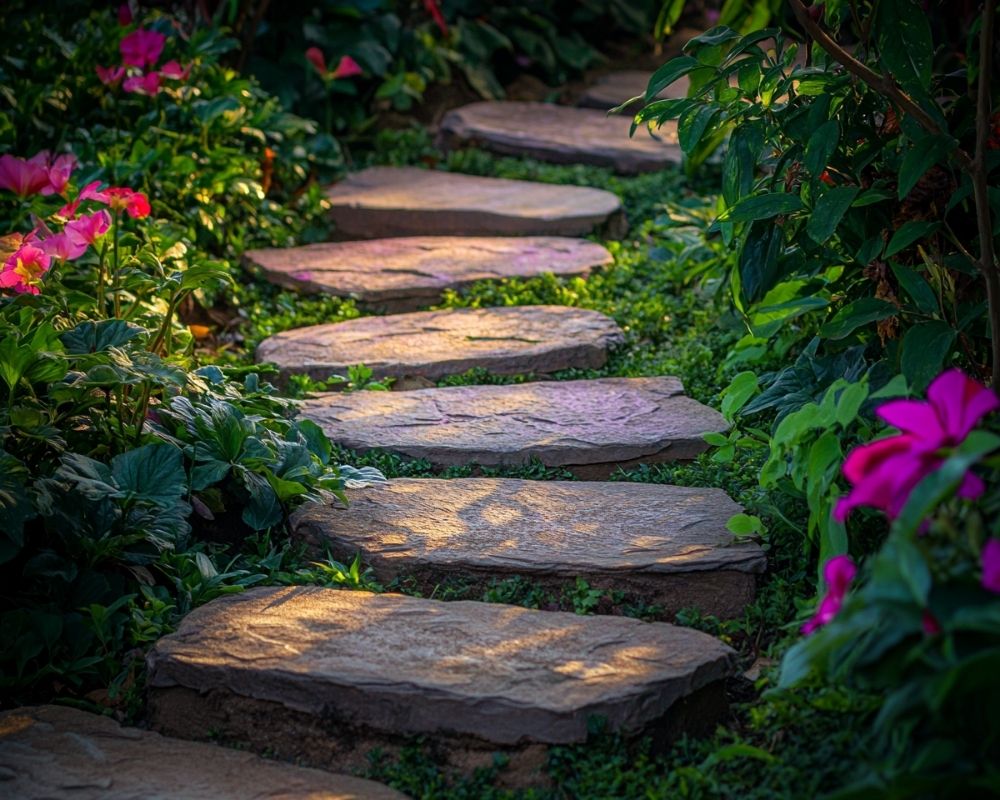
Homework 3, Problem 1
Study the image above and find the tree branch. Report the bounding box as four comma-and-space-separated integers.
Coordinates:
787, 0, 974, 171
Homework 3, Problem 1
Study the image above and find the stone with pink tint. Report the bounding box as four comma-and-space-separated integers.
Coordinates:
244, 236, 612, 313
325, 167, 626, 239
301, 376, 728, 478
438, 101, 681, 173
256, 305, 624, 383
578, 71, 690, 111
147, 586, 736, 786
293, 478, 765, 618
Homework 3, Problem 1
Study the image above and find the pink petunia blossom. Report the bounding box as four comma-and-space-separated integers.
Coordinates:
42, 153, 77, 196
102, 187, 151, 219
123, 71, 161, 96
802, 555, 856, 634
836, 370, 999, 521
120, 28, 166, 67
58, 180, 107, 219
983, 539, 1000, 594
330, 55, 363, 79
0, 243, 52, 294
118, 3, 133, 26
159, 60, 192, 81
97, 64, 126, 88
305, 47, 327, 76
0, 153, 54, 197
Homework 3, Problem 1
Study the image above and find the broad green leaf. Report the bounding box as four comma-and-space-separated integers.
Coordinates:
806, 186, 860, 243
722, 192, 804, 224
901, 321, 956, 392
898, 135, 955, 199
720, 371, 759, 420
885, 221, 940, 258
819, 298, 897, 340
726, 513, 764, 536
60, 320, 146, 355
890, 263, 939, 314
645, 56, 699, 100
739, 221, 784, 303
803, 120, 839, 179
677, 103, 718, 155
877, 0, 933, 91
111, 444, 186, 507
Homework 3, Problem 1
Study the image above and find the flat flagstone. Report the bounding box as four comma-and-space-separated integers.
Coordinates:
147, 586, 736, 785
293, 478, 766, 618
578, 70, 690, 111
301, 376, 727, 478
0, 705, 406, 800
256, 305, 624, 383
326, 167, 626, 239
244, 236, 612, 313
438, 101, 681, 173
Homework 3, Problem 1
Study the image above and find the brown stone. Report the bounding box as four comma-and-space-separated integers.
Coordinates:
147, 587, 736, 785
0, 704, 406, 800
292, 478, 765, 618
256, 305, 624, 383
325, 167, 626, 239
301, 376, 728, 478
438, 102, 681, 173
244, 236, 612, 313
578, 71, 690, 111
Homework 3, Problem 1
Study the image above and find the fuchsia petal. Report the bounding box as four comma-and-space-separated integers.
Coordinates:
927, 369, 1000, 443
802, 555, 856, 635
841, 434, 918, 483
121, 29, 166, 68
876, 399, 946, 443
305, 47, 327, 76
983, 540, 1000, 594
330, 55, 363, 79
958, 471, 985, 499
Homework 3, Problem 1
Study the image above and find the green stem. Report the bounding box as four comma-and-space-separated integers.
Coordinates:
112, 211, 122, 319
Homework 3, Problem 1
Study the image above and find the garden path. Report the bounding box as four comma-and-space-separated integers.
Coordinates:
144, 80, 760, 791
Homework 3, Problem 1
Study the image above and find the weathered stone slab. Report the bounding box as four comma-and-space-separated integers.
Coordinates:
578, 70, 690, 111
301, 376, 728, 478
0, 704, 406, 800
256, 305, 624, 383
244, 236, 612, 313
326, 167, 626, 239
293, 478, 765, 618
147, 587, 736, 784
438, 102, 681, 173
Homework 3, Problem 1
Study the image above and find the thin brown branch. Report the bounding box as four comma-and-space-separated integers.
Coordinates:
788, 0, 974, 171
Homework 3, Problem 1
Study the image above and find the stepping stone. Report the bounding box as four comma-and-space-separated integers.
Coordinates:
256, 305, 624, 383
578, 70, 690, 111
438, 101, 681, 173
326, 167, 626, 239
147, 586, 736, 786
0, 704, 406, 800
293, 478, 766, 618
302, 376, 728, 478
244, 236, 613, 313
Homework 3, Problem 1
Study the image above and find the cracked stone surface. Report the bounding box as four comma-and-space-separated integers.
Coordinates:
256, 305, 624, 383
578, 71, 690, 110
0, 705, 407, 800
438, 102, 681, 173
293, 478, 765, 618
301, 376, 728, 477
147, 586, 737, 750
244, 236, 612, 313
325, 167, 626, 239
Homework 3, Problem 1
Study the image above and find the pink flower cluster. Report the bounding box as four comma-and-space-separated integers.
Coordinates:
97, 17, 190, 97
1, 153, 149, 295
802, 555, 856, 635
836, 369, 999, 522
305, 48, 363, 81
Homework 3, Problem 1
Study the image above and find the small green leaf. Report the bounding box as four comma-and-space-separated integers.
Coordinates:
804, 120, 839, 179
819, 298, 897, 340
885, 221, 940, 257
727, 513, 764, 536
806, 186, 860, 244
721, 192, 804, 224
901, 321, 956, 392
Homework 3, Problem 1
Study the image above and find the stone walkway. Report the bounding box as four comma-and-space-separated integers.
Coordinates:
578, 70, 691, 110
31, 64, 764, 795
256, 305, 624, 383
245, 236, 612, 312
438, 101, 681, 172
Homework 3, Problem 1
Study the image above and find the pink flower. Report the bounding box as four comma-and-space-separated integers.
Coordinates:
836, 370, 999, 521
0, 243, 52, 294
983, 539, 1000, 594
97, 64, 126, 88
921, 609, 942, 636
120, 28, 166, 67
58, 180, 107, 219
0, 153, 53, 197
43, 209, 113, 260
43, 153, 77, 196
123, 71, 161, 96
306, 48, 362, 80
118, 3, 133, 26
424, 0, 448, 35
102, 187, 151, 218
802, 555, 856, 634
159, 60, 191, 81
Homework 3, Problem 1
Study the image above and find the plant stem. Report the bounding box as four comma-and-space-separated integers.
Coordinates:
112, 212, 122, 319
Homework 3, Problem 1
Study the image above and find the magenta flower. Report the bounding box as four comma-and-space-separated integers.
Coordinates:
159, 60, 192, 81
58, 180, 106, 219
42, 210, 111, 260
306, 48, 362, 80
983, 540, 1000, 594
0, 153, 53, 197
120, 28, 166, 67
97, 64, 126, 88
836, 370, 999, 521
802, 555, 857, 634
118, 3, 133, 26
43, 153, 77, 196
0, 243, 52, 294
123, 71, 161, 96
102, 187, 151, 219
921, 609, 942, 636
